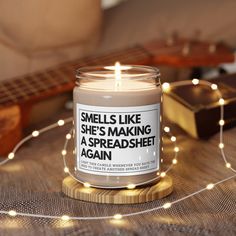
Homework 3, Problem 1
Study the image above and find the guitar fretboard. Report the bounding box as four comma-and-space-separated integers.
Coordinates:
0, 45, 150, 107
0, 39, 234, 107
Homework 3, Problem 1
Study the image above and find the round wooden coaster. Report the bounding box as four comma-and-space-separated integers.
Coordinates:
62, 176, 173, 204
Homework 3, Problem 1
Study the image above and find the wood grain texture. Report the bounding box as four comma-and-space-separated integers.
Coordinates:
62, 175, 173, 204
0, 105, 22, 155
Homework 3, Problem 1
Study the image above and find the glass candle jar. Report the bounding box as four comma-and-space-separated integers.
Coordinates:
73, 64, 162, 188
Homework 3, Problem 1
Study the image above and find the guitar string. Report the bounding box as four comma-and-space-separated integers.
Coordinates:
0, 46, 148, 105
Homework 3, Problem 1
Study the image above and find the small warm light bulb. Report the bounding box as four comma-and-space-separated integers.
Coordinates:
172, 159, 177, 164
64, 167, 69, 173
163, 202, 172, 209
32, 130, 39, 137
211, 84, 218, 90
160, 172, 166, 178
219, 143, 224, 149
219, 120, 225, 126
61, 150, 67, 155
206, 183, 214, 190
127, 184, 136, 189
164, 126, 170, 133
156, 172, 160, 176
162, 82, 170, 92
83, 182, 91, 188
226, 163, 231, 168
192, 78, 199, 85
170, 136, 176, 142
58, 119, 65, 126
174, 147, 179, 152
66, 134, 72, 140
61, 215, 70, 221
8, 210, 17, 216
8, 152, 15, 160
113, 214, 122, 220
219, 98, 225, 105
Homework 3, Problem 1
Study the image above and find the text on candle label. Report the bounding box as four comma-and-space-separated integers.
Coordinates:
76, 104, 160, 176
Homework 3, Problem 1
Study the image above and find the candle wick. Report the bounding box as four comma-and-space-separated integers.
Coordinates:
115, 62, 121, 91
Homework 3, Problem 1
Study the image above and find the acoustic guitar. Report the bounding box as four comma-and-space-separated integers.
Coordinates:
0, 38, 234, 156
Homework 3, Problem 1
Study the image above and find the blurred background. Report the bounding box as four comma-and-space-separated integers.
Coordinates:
1, 0, 236, 81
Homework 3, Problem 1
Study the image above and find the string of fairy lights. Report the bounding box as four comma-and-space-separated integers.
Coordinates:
0, 79, 235, 221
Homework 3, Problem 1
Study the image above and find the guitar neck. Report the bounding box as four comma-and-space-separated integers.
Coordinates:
0, 38, 234, 107
0, 45, 151, 107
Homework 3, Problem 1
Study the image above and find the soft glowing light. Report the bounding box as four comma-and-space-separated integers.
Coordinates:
0, 79, 233, 222
219, 98, 225, 105
219, 143, 224, 149
174, 147, 180, 152
162, 82, 170, 92
113, 214, 122, 220
104, 64, 131, 71
66, 134, 72, 140
219, 120, 225, 126
163, 202, 172, 209
160, 172, 166, 178
83, 182, 91, 188
58, 120, 65, 126
164, 126, 170, 133
127, 184, 136, 189
211, 84, 218, 90
61, 150, 67, 155
206, 183, 214, 190
8, 152, 15, 160
64, 167, 69, 173
226, 163, 231, 168
172, 159, 177, 164
61, 215, 70, 221
8, 210, 17, 216
115, 62, 121, 81
192, 78, 199, 85
171, 136, 176, 142
32, 131, 39, 137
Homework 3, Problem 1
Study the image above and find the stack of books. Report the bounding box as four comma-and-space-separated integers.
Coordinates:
163, 73, 236, 138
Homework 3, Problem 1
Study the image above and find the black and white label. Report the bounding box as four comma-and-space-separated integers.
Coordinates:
76, 103, 160, 176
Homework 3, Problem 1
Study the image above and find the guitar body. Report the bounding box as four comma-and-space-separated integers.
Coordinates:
0, 105, 22, 156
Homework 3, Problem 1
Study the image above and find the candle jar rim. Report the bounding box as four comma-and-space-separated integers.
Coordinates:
76, 65, 160, 81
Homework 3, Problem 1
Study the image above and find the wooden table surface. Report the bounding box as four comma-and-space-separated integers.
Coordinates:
0, 109, 235, 236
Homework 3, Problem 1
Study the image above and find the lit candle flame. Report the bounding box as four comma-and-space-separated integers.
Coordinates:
104, 62, 132, 90
114, 62, 121, 90
115, 62, 121, 81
